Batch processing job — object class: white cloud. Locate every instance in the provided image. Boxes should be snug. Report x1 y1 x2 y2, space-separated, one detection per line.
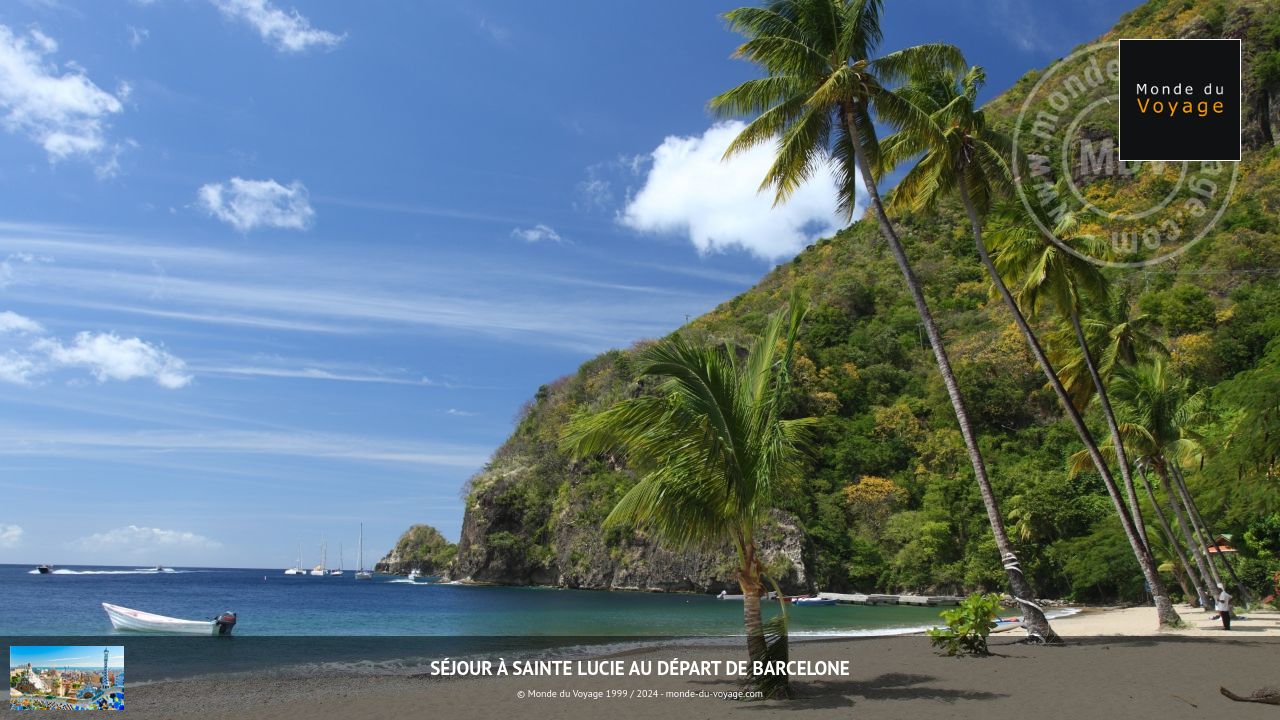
73 525 221 554
0 353 38 385
210 0 344 53
197 177 315 231
0 524 22 548
0 310 43 334
620 120 853 260
511 223 563 243
0 24 125 166
446 408 478 417
35 331 192 388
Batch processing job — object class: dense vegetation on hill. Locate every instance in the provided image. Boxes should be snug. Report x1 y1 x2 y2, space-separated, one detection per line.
445 0 1280 603
375 525 457 576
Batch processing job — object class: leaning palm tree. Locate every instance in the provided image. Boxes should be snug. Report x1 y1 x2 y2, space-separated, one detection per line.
1137 463 1207 606
561 299 814 699
987 205 1152 551
1102 360 1247 603
878 64 1180 626
709 0 1060 642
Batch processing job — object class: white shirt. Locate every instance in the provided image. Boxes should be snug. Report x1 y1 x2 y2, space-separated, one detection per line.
1216 590 1232 612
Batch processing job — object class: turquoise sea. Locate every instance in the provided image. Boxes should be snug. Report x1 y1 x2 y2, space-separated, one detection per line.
1 564 947 637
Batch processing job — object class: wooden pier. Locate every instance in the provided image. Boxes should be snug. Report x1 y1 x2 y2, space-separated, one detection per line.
817 592 962 607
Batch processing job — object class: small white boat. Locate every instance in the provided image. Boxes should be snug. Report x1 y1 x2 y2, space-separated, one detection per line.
355 523 373 580
329 545 344 576
102 603 237 635
309 539 328 575
407 569 421 582
284 543 305 574
791 597 836 606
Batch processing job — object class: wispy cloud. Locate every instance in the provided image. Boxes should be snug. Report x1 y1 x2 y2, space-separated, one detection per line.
196 363 436 386
0 426 490 468
511 223 563 243
126 25 148 49
209 0 344 53
1 224 723 354
71 525 221 554
197 177 315 231
0 24 126 170
0 523 22 548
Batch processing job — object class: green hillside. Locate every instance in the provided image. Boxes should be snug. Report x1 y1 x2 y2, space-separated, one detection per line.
446 0 1280 603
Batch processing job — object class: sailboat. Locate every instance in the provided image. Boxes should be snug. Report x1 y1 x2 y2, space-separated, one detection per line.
283 543 305 575
309 539 327 576
329 544 344 576
355 523 372 580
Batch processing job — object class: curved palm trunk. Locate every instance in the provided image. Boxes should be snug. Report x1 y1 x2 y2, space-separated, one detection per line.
843 107 1059 643
1138 465 1208 607
1154 460 1216 606
737 536 789 698
957 176 1180 627
1168 464 1248 601
1068 308 1149 551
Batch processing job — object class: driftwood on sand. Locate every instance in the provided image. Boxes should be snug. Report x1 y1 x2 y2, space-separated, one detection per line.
1221 686 1280 705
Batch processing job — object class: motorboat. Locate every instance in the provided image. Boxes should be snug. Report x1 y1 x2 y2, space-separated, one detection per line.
102 603 237 635
790 597 836 607
35 565 52 574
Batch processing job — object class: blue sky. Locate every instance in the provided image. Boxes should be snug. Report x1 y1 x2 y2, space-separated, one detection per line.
0 0 1138 568
10 645 123 669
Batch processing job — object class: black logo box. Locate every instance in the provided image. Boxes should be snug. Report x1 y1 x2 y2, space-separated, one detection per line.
1119 38 1241 162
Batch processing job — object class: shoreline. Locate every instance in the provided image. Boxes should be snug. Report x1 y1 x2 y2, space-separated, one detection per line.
117 604 1280 719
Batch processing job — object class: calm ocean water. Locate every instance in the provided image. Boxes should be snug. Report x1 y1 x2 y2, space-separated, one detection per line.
0 564 946 637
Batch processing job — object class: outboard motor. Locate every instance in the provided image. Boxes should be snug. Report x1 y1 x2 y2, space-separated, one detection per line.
215 611 237 636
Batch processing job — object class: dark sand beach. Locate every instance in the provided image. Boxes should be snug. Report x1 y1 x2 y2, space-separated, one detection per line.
120 606 1280 720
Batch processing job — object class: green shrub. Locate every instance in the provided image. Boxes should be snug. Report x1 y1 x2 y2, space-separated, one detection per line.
928 592 1002 656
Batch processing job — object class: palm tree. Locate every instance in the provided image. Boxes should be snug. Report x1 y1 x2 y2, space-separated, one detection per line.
561 299 815 698
987 205 1152 551
878 64 1181 626
709 0 1060 642
1135 459 1210 607
1086 360 1218 606
1103 361 1250 602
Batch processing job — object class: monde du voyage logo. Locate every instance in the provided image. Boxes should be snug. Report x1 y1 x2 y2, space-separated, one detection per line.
1119 38 1242 162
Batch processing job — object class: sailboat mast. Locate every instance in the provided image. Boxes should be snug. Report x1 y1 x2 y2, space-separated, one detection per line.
359 523 364 571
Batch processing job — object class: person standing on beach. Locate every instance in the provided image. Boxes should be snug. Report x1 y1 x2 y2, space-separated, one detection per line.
1215 583 1232 630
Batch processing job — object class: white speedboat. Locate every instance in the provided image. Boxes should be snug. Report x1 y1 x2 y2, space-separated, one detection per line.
102 603 237 635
